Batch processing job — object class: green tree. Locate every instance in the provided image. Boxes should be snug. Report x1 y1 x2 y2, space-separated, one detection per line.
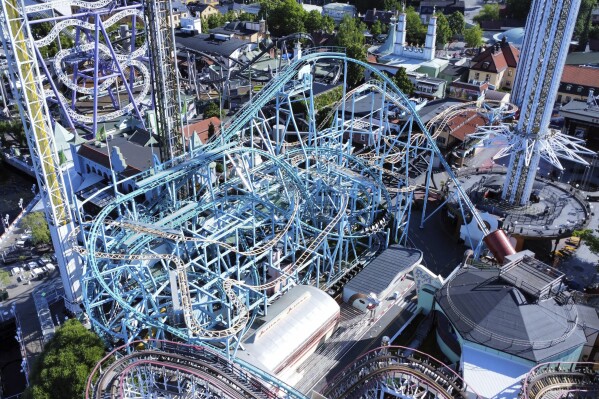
30 21 73 59
262 0 306 37
573 229 599 255
392 67 414 96
0 270 10 289
336 16 367 88
21 212 51 246
321 16 335 34
203 102 221 119
447 11 465 36
464 24 484 48
371 20 383 36
208 122 216 139
58 150 67 166
435 13 452 47
506 0 532 20
23 320 106 399
383 0 404 11
96 125 106 142
474 4 501 24
204 14 224 29
405 7 426 44
576 0 598 50
345 44 367 88
305 10 323 33
0 120 27 146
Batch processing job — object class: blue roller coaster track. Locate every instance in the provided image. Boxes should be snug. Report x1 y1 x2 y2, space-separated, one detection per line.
74 47 489 355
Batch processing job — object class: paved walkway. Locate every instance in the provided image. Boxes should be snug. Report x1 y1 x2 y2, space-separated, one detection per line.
553 196 599 289
294 277 418 395
0 204 62 386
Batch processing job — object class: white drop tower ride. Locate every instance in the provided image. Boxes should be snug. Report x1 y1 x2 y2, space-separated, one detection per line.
503 0 586 205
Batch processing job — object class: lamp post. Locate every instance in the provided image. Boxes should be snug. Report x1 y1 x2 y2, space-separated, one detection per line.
11 304 29 386
18 198 23 213
1 213 9 233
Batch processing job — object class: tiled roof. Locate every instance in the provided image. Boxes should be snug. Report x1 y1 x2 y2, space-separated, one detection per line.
470 39 520 73
363 9 395 24
446 110 487 142
561 65 599 87
183 116 221 144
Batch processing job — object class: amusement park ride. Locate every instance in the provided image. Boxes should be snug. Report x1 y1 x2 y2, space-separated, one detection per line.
1 0 597 397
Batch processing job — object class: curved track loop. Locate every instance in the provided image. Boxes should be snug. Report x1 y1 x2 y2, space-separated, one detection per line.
80 48 489 346
521 362 599 399
321 346 480 399
76 193 347 339
86 340 306 399
36 5 150 123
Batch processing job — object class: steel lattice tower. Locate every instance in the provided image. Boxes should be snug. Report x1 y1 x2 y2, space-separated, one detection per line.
503 0 583 205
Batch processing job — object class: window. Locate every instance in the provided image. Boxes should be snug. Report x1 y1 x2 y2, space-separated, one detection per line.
482 61 490 69
485 74 491 82
474 72 480 80
566 96 571 102
360 134 366 142
557 95 562 103
437 137 446 144
577 86 583 93
506 80 511 86
566 84 572 91
508 69 513 77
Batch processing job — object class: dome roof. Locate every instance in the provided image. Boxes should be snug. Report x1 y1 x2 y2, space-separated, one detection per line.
493 28 525 47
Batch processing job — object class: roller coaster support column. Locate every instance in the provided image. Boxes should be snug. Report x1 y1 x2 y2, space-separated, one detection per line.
144 0 184 161
420 149 435 229
0 0 82 311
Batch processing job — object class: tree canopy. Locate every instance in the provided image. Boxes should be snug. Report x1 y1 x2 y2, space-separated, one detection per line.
434 13 452 47
0 270 10 289
265 0 305 37
463 24 484 48
576 0 598 50
23 319 106 399
21 212 51 246
258 0 336 37
473 4 501 24
336 16 367 88
371 20 383 36
447 11 465 36
405 7 426 44
30 21 73 58
392 67 414 96
506 0 532 20
203 11 256 30
573 229 599 255
203 102 221 119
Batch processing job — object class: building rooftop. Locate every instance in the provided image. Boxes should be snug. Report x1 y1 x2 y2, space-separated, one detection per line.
561 65 599 87
566 51 599 66
500 255 564 298
344 246 422 298
175 32 250 58
323 3 356 12
446 110 487 142
182 116 221 145
209 21 261 37
418 98 465 124
560 99 599 120
435 267 587 362
470 38 519 73
363 9 395 25
242 285 339 377
77 131 161 176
